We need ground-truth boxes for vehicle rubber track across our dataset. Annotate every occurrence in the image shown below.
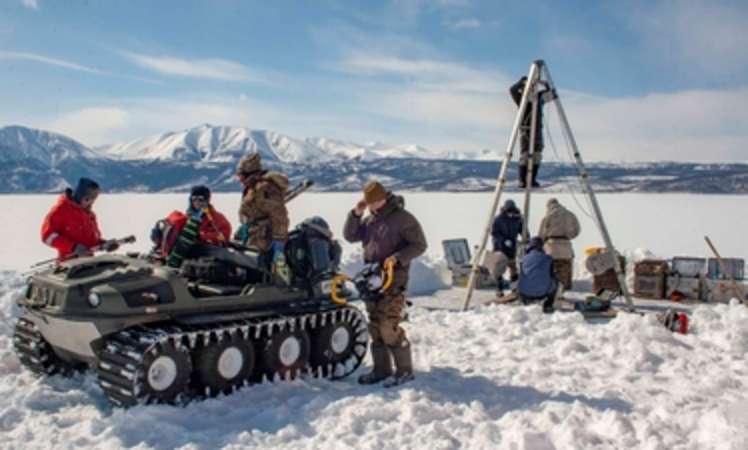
[13,317,70,375]
[96,305,368,407]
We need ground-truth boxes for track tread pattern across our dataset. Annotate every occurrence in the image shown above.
[96,305,368,407]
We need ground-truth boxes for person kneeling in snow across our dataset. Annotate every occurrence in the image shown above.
[150,185,232,267]
[41,177,119,261]
[343,180,427,387]
[518,236,558,313]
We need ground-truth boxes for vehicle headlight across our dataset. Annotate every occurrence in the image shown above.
[88,292,102,308]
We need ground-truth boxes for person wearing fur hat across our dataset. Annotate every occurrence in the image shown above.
[518,236,558,313]
[491,199,523,290]
[343,180,427,387]
[234,153,291,283]
[150,185,232,266]
[41,177,118,261]
[538,198,580,290]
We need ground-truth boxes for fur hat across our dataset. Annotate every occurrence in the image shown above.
[236,153,262,176]
[190,185,211,201]
[363,180,387,205]
[72,177,100,204]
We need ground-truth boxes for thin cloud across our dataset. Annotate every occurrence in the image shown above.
[627,2,748,78]
[121,51,268,83]
[448,18,481,30]
[21,0,39,10]
[0,51,103,74]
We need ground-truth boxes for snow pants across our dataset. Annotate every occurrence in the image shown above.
[365,290,407,347]
[552,258,573,290]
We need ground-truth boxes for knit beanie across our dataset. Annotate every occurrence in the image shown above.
[72,177,100,204]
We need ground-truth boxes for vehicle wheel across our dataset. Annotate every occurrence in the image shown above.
[261,328,310,379]
[310,308,368,379]
[141,341,192,404]
[13,318,74,376]
[194,334,255,395]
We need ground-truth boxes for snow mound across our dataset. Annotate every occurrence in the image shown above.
[1,273,746,449]
[340,250,450,295]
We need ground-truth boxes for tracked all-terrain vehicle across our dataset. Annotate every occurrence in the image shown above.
[14,217,370,407]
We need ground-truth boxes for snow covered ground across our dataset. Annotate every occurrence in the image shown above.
[0,193,747,449]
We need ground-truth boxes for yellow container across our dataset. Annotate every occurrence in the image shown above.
[584,246,604,257]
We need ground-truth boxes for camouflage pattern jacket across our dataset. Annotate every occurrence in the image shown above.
[239,171,290,251]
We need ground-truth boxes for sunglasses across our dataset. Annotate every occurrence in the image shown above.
[191,196,208,203]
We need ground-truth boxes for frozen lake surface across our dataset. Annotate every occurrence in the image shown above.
[0,192,746,449]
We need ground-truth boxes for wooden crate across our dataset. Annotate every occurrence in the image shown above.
[634,274,665,299]
[592,256,626,294]
[634,260,668,276]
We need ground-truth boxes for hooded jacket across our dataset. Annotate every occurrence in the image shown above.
[343,193,427,290]
[238,171,290,243]
[41,189,103,259]
[538,201,580,259]
[518,247,558,299]
[491,204,523,259]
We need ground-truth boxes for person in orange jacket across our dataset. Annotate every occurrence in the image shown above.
[40,177,119,261]
[151,185,232,260]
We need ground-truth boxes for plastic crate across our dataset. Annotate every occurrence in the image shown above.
[706,258,745,281]
[666,276,702,300]
[671,257,706,278]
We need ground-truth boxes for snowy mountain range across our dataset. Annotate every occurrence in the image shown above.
[1,124,747,194]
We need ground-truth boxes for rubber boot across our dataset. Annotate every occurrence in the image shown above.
[358,342,393,385]
[531,161,541,188]
[518,165,528,189]
[383,340,415,388]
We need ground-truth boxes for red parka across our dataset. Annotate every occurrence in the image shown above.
[158,207,232,257]
[41,190,103,260]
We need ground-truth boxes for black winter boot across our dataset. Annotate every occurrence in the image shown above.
[531,162,541,188]
[358,342,393,385]
[383,340,415,388]
[518,165,528,188]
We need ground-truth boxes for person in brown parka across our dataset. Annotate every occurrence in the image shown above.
[344,180,427,388]
[538,198,580,290]
[235,153,291,282]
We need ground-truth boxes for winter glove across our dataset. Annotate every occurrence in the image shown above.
[234,223,250,243]
[270,240,291,285]
[101,240,119,252]
[73,244,91,257]
[270,240,285,262]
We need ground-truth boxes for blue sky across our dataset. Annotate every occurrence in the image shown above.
[1,0,747,161]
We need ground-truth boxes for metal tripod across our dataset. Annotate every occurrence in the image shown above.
[461,59,635,312]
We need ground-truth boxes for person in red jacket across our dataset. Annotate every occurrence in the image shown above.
[41,177,119,261]
[151,185,232,261]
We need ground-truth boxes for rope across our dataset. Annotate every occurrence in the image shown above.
[544,111,597,223]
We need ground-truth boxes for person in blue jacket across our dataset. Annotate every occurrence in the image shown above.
[518,236,558,313]
[491,199,523,288]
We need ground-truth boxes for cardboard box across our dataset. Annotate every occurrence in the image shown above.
[634,274,665,299]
